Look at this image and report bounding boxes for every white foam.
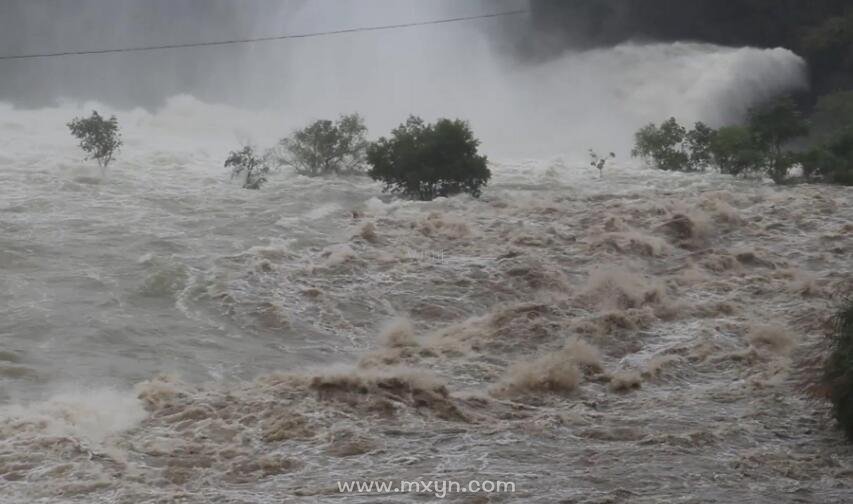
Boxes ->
[0,388,145,445]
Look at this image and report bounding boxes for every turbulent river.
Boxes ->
[1,99,852,503]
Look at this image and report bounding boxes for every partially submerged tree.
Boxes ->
[67,111,122,175]
[272,113,368,176]
[748,96,810,184]
[589,149,615,178]
[800,128,853,185]
[631,118,690,172]
[225,146,271,190]
[367,116,490,201]
[633,97,813,184]
[685,122,716,172]
[709,126,765,177]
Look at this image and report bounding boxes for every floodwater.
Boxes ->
[0,98,852,503]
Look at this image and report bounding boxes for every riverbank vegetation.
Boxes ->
[632,95,853,186]
[220,115,490,200]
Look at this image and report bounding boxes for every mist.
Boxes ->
[0,0,808,158]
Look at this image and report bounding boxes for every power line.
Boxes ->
[0,9,529,61]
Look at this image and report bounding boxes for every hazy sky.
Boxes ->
[0,0,525,107]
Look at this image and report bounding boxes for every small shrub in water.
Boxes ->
[589,149,615,178]
[67,111,122,175]
[225,146,271,190]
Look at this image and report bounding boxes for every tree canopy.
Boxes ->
[67,111,122,173]
[272,114,368,176]
[367,116,490,201]
[225,146,271,190]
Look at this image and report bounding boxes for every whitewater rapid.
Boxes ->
[1,91,852,502]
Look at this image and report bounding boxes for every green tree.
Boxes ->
[272,113,368,176]
[686,122,716,171]
[67,111,122,175]
[631,118,691,171]
[225,146,271,190]
[709,126,765,177]
[800,128,853,185]
[367,116,491,201]
[747,96,809,183]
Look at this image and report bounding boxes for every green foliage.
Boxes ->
[631,119,716,172]
[367,116,490,201]
[709,126,765,177]
[747,97,810,184]
[631,118,690,172]
[589,149,615,178]
[225,146,271,190]
[685,122,716,171]
[825,298,853,440]
[747,97,809,145]
[67,111,122,173]
[273,113,368,177]
[633,97,814,184]
[800,128,853,185]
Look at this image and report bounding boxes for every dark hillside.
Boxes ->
[527,0,853,100]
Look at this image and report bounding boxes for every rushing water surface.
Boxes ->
[1,99,852,503]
